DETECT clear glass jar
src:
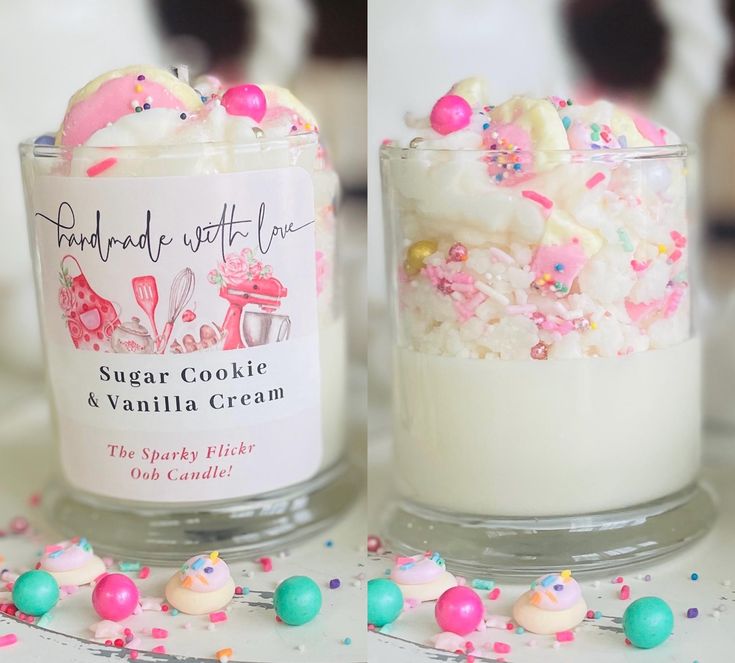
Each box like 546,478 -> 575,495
20,134 -> 354,563
380,143 -> 715,576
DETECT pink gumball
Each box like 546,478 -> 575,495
430,94 -> 472,135
221,84 -> 267,122
435,586 -> 485,635
92,573 -> 139,621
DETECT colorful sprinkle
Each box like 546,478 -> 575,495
620,585 -> 631,600
0,634 -> 18,647
86,157 -> 118,178
585,172 -> 606,189
210,611 -> 228,623
521,190 -> 553,210
329,579 -> 341,589
216,647 -> 233,661
493,642 -> 511,654
471,579 -> 494,590
556,630 -> 575,642
690,572 -> 699,581
687,608 -> 699,618
151,628 -> 168,639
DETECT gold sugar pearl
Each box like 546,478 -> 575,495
404,240 -> 438,276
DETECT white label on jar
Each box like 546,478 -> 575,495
32,168 -> 321,503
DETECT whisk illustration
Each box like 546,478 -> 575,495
157,267 -> 195,354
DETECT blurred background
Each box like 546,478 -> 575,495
0,0 -> 366,412
367,0 -> 735,430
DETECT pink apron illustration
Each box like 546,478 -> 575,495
58,255 -> 120,351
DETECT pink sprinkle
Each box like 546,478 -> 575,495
671,230 -> 687,248
664,286 -> 685,318
667,249 -> 682,264
9,517 -> 29,534
130,652 -> 139,660
620,585 -> 631,600
630,259 -> 650,272
234,586 -> 243,595
613,576 -> 624,584
0,634 -> 18,647
465,641 -> 475,653
151,628 -> 168,639
258,557 -> 273,572
152,645 -> 166,654
209,611 -> 228,623
467,656 -> 475,663
488,587 -> 501,600
521,190 -> 553,210
585,172 -> 606,189
138,567 -> 150,580
586,610 -> 595,619
86,157 -> 118,178
493,642 -> 511,654
556,630 -> 575,642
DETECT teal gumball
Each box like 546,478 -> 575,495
274,576 -> 322,626
367,578 -> 403,627
12,570 -> 60,616
623,597 -> 674,649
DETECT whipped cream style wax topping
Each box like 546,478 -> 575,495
24,67 -> 329,503
382,77 -> 699,518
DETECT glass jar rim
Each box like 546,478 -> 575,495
379,142 -> 689,160
19,129 -> 319,157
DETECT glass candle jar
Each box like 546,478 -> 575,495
20,134 -> 353,563
380,143 -> 715,576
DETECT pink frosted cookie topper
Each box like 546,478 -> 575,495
391,552 -> 446,585
178,552 -> 230,593
40,538 -> 94,573
531,241 -> 587,295
528,570 -> 582,612
60,73 -> 197,146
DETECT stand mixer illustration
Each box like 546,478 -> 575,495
219,275 -> 290,349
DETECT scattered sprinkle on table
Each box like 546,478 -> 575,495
687,608 -> 699,618
471,579 -> 494,590
0,634 -> 18,647
690,572 -> 699,581
329,578 -> 341,589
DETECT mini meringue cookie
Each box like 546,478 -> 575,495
512,570 -> 587,635
39,538 -> 106,586
164,552 -> 235,615
390,552 -> 457,602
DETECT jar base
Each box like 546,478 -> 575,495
382,483 -> 715,579
43,460 -> 359,564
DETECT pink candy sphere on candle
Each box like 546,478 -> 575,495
92,573 -> 140,621
435,586 -> 485,635
430,94 -> 472,135
221,84 -> 267,122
